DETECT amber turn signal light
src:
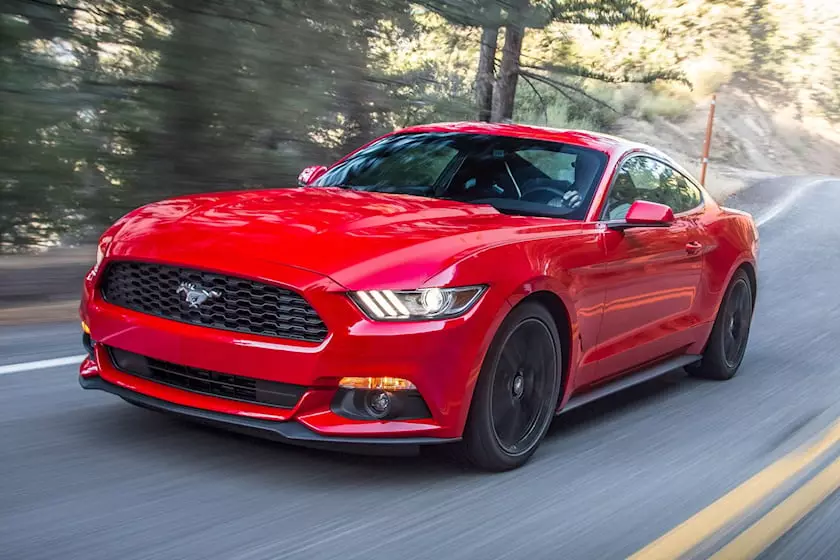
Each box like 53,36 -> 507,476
338,377 -> 416,391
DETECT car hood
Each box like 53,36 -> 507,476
108,187 -> 577,289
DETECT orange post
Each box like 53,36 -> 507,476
699,94 -> 717,186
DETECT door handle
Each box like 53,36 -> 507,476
685,241 -> 703,255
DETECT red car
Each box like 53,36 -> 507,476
79,122 -> 758,471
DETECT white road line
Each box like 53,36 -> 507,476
756,178 -> 827,228
0,355 -> 87,376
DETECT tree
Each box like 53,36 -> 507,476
0,1 -> 82,251
421,0 -> 663,122
0,0 -> 418,249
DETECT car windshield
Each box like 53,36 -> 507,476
311,132 -> 609,220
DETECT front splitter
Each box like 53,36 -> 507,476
79,375 -> 460,455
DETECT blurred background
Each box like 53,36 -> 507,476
2,0 -> 839,255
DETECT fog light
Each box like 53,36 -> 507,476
339,377 -> 416,391
365,390 -> 392,419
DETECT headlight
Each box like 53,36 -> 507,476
350,286 -> 486,321
96,245 -> 105,267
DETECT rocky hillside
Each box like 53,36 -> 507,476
613,85 -> 840,198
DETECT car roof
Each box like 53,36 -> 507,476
396,121 -> 664,159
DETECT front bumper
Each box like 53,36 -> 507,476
79,374 -> 459,452
80,257 -> 509,441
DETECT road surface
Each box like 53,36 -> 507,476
2,176 -> 839,559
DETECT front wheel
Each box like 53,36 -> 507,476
456,302 -> 562,471
688,268 -> 754,380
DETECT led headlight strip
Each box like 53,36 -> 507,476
351,286 -> 486,321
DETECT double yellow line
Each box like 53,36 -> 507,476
629,419 -> 840,559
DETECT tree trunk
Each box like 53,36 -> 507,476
341,15 -> 375,152
475,25 -> 498,122
491,4 -> 526,123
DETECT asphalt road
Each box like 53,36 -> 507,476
2,176 -> 840,560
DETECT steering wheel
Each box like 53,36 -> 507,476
521,187 -> 582,209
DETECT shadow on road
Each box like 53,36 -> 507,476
546,370 -> 693,440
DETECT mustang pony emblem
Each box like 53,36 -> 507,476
176,282 -> 221,308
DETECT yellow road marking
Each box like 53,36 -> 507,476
628,419 -> 840,560
710,454 -> 840,559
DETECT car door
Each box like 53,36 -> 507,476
584,155 -> 706,387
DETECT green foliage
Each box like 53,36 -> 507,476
0,8 -> 82,251
634,89 -> 694,121
518,100 -> 605,132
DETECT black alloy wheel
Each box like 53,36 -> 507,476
688,268 -> 754,380
490,318 -> 556,455
722,278 -> 752,369
457,302 -> 562,471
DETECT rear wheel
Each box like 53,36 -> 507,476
688,268 -> 753,380
456,302 -> 562,471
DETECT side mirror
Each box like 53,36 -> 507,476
609,200 -> 674,230
297,165 -> 327,186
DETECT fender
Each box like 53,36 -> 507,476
504,276 -> 580,404
449,275 -> 579,432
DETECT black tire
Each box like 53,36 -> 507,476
687,268 -> 753,380
455,302 -> 562,471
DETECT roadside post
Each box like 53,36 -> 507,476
699,94 -> 717,186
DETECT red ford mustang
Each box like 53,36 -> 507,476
79,122 -> 758,470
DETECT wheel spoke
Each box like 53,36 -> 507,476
499,403 -> 522,444
739,311 -> 750,334
508,334 -> 527,366
732,286 -> 744,312
493,385 -> 514,429
740,291 -> 751,318
535,343 -> 552,376
511,406 -> 529,443
724,329 -> 736,359
529,336 -> 552,371
500,348 -> 518,375
519,396 -> 536,436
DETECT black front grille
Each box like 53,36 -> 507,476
100,261 -> 328,343
108,347 -> 306,409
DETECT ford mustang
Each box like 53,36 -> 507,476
79,122 -> 758,471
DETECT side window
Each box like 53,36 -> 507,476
604,156 -> 666,220
664,168 -> 703,213
604,157 -> 703,220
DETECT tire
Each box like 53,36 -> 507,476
687,268 -> 753,380
455,301 -> 562,471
